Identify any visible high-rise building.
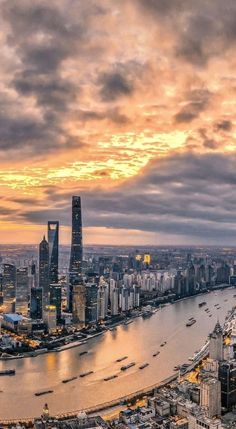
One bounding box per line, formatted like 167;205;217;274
111;287;119;316
43;305;57;332
30;287;43;319
39;236;49;306
50;284;62;324
209;321;223;361
85;283;98;325
219;361;236;411
2;263;16;313
15;267;29;316
69;196;83;274
68;196;83;312
72;283;86;326
97;284;108;320
200;377;221;417
48;221;59;284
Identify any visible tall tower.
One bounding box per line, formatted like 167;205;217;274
15;267;29;316
209;320;224;361
48;221;59;284
39;236;49;306
70;196;83;274
2;263;16;313
200;377;221;417
68;196;83;312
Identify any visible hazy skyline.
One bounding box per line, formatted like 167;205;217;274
0;0;236;245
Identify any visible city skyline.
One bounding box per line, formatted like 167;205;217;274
0;1;236;245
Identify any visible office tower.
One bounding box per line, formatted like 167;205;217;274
43;305;57;332
39;236;49;306
97;284;108;320
72;283;86;326
209;321;223;361
30;287;43;319
219;361;236;411
50;284;61;324
185;264;196;295
111;287;119;316
133;285;140;307
120;287;130;312
68;196;83;312
0;273;3;308
216;263;230;284
200;377;221;417
2;263;16;313
15;267;29;316
85;283;98;325
48;221;59;284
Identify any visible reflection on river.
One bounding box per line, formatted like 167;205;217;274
0;288;235;419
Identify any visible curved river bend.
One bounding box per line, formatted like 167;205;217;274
0;288;235;420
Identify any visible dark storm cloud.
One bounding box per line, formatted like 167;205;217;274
0;0;102;157
98;71;134;102
215;120;232;132
136;0;236;66
17;153;236;243
175;89;211;123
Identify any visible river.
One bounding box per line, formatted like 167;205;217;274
0;287;235;420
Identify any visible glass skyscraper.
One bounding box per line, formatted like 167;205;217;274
39;235;49;306
68;196;83;312
48;221;59;284
2;263;16;313
15;267;29;316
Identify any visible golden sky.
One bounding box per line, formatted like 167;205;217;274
0;0;236;245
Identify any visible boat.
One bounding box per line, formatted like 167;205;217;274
0;370;15;376
153;351;160;357
116;356;128;362
188;317;194;321
79;371;93;378
173;365;180;371
160;342;167;347
35;390;53;396
139;363;149;369
186;319;196;327
199;302;207;307
104;375;118;381
205;308;209;311
124;320;133;325
62;376;77;383
121;362;135;371
79;351;88;356
142;311;152;319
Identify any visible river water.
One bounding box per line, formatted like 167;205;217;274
0;287;235;420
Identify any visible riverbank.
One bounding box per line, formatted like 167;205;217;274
0;286;234;420
1;283;233;361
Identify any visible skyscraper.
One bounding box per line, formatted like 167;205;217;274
48;221;59;284
2;263;16;313
68;196;83;312
219;361;236;411
85;283;98;325
209;321;223;361
69;196;83;274
200;377;221;417
30;287;43;319
72;283;86;326
15;267;29;316
39;236;49;306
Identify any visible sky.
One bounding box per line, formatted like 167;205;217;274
0;0;236;245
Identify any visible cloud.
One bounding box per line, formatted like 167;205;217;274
175;89;211;123
98;71;133;102
15;152;236;244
